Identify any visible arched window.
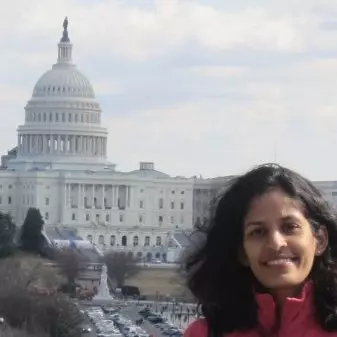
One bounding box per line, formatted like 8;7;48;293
87;235;93;243
159;198;164;209
98;235;104;245
110;235;116;246
146;252;152;262
121;235;127;246
156;236;162;246
133;236;139;246
144;236;150;247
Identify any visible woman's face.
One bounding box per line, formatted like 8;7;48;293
242;188;327;295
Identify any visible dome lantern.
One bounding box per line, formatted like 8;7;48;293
57;17;72;65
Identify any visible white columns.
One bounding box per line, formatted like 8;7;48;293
102;185;105;209
64;183;68;209
127;186;131;208
29;135;33;154
126;186;129;208
111;186;114;208
103;138;107;157
50;135;54;153
43;135;47;154
57;135;61;153
77;184;81;208
72;136;76;154
92;184;95;209
93;137;96;156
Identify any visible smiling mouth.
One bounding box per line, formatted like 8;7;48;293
263;257;298;266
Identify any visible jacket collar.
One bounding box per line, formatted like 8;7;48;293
255;282;314;332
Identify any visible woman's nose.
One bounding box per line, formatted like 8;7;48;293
266;230;287;250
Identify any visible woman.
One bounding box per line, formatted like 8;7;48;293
184;164;337;336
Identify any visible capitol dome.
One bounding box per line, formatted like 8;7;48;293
32;65;95;99
9;17;114;172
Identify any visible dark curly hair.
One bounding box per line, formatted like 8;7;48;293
185;164;337;334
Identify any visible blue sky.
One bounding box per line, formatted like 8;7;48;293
2;0;337;180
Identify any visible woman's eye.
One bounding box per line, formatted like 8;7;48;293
282;223;298;234
249;228;265;237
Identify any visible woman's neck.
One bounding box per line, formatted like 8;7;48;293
270;284;304;309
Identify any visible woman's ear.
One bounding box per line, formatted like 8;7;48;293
315;226;328;256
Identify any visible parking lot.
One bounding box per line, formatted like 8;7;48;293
83;302;197;337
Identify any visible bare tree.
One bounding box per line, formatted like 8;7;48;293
54;247;86;285
104;251;140;288
0;254;61;295
0;257;83;337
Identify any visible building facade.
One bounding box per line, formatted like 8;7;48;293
0;19;195;262
2;19;337;263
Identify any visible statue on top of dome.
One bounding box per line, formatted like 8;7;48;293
60;16;70;43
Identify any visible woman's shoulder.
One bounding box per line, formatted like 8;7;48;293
184;319;208;337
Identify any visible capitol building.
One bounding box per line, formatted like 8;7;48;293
0;19;226;262
1;19;337;262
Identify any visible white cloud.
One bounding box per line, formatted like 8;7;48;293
0;0;314;61
2;0;337;180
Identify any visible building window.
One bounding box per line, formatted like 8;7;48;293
121;235;127;246
139;200;144;208
159;198;163;209
170;216;174;224
171;201;175;210
98;235;104;245
180;202;184;210
156;236;162;246
119;214;124;222
87;235;93;243
144;236;150;246
86;213;90;221
110;235;116;246
133;236;139;246
45;197;49;206
45;212;49;220
106;214;110;222
139;215;143;223
159;215;163;224
8;197;12;205
181;190;185;195
96;214;100;222
8;185;12;189
72;213;76;221
171;190;175;194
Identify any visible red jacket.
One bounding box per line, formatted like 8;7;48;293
184;283;337;336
